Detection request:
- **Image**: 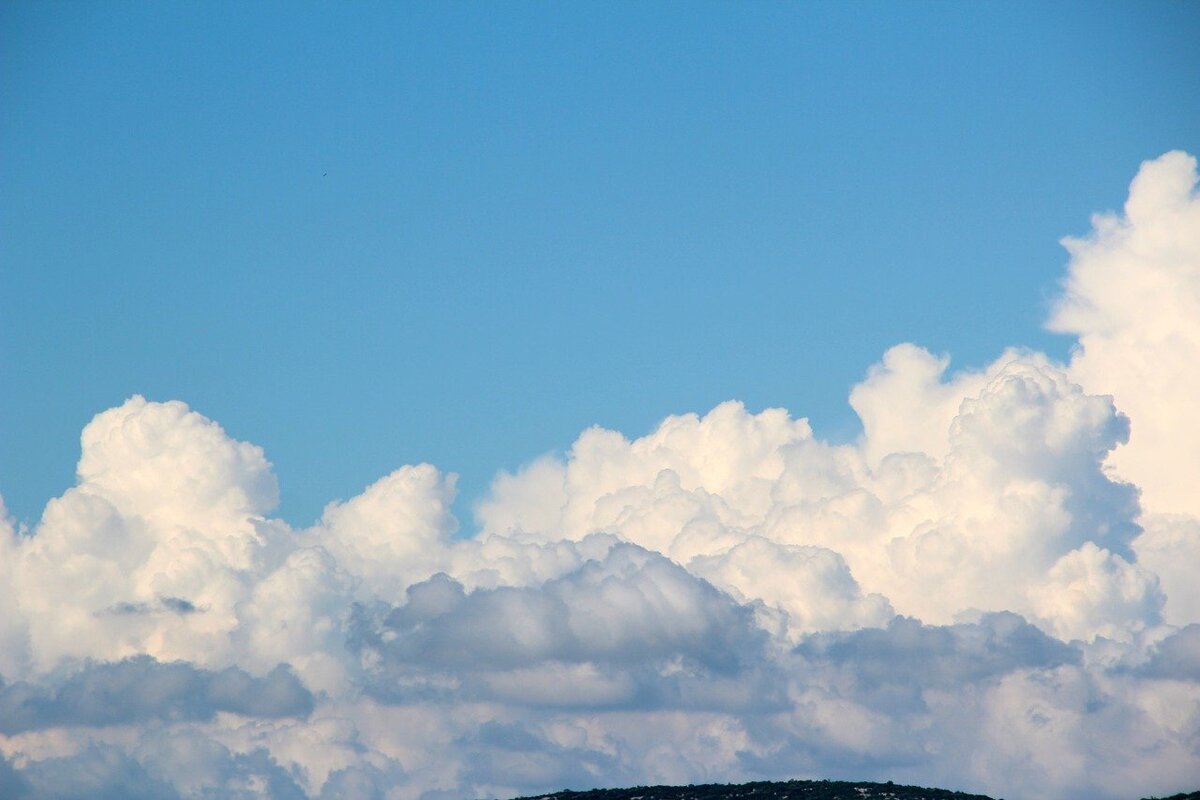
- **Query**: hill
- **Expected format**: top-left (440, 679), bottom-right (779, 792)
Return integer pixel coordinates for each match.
top-left (505, 779), bottom-right (1200, 800)
top-left (506, 778), bottom-right (998, 800)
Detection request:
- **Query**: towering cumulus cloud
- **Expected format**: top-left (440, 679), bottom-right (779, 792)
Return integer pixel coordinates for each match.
top-left (1047, 151), bottom-right (1200, 628)
top-left (2, 152), bottom-right (1199, 799)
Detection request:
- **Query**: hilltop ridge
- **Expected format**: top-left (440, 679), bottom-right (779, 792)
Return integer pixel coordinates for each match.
top-left (505, 778), bottom-right (997, 800)
top-left (503, 778), bottom-right (1200, 800)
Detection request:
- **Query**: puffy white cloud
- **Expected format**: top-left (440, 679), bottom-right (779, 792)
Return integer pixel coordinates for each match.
top-left (1050, 150), bottom-right (1200, 518)
top-left (1133, 514), bottom-right (1200, 626)
top-left (231, 545), bottom-right (358, 693)
top-left (1029, 543), bottom-right (1163, 642)
top-left (315, 465), bottom-right (458, 603)
top-left (477, 355), bottom-right (1151, 640)
top-left (849, 343), bottom-right (988, 466)
top-left (1046, 148), bottom-right (1200, 637)
top-left (476, 401), bottom-right (811, 548)
top-left (76, 397), bottom-right (278, 528)
top-left (1, 152), bottom-right (1199, 799)
top-left (689, 537), bottom-right (893, 641)
top-left (0, 496), bottom-right (31, 678)
top-left (3, 396), bottom-right (303, 673)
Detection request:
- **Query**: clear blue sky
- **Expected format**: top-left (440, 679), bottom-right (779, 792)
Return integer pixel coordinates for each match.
top-left (3, 1), bottom-right (1198, 527)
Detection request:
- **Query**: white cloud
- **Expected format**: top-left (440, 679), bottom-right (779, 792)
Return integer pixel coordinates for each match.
top-left (689, 537), bottom-right (893, 641)
top-left (477, 355), bottom-right (1151, 639)
top-left (1044, 149), bottom-right (1200, 638)
top-left (1050, 150), bottom-right (1200, 518)
top-left (2, 152), bottom-right (1199, 799)
top-left (77, 396), bottom-right (278, 529)
top-left (315, 465), bottom-right (458, 603)
top-left (1133, 515), bottom-right (1200, 626)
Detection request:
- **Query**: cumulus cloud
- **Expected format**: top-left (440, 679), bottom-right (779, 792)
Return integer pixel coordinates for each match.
top-left (1050, 151), bottom-right (1200, 518)
top-left (0, 657), bottom-right (312, 734)
top-left (689, 537), bottom-right (893, 640)
top-left (350, 543), bottom-right (784, 716)
top-left (1047, 150), bottom-right (1200, 629)
top-left (1134, 514), bottom-right (1200, 626)
top-left (13, 745), bottom-right (179, 800)
top-left (16, 740), bottom-right (308, 800)
top-left (478, 356), bottom-right (1152, 641)
top-left (793, 613), bottom-right (1079, 707)
top-left (374, 544), bottom-right (763, 674)
top-left (1, 151), bottom-right (1199, 799)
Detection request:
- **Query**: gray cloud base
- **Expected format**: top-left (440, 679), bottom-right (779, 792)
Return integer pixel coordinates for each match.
top-left (0, 657), bottom-right (313, 735)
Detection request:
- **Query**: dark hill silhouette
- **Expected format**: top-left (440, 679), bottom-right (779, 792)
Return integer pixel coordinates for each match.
top-left (502, 778), bottom-right (1200, 800)
top-left (504, 778), bottom-right (997, 800)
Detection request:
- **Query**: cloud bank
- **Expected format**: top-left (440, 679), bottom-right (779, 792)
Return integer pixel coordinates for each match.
top-left (2, 152), bottom-right (1199, 799)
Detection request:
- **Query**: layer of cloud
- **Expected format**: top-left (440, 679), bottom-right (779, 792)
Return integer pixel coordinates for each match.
top-left (0, 151), bottom-right (1198, 799)
top-left (0, 657), bottom-right (312, 735)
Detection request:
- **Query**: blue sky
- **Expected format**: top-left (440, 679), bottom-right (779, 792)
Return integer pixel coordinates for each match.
top-left (2, 2), bottom-right (1198, 529)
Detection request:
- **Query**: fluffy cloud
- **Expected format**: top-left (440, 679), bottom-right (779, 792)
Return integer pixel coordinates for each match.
top-left (1047, 150), bottom-right (1200, 630)
top-left (1050, 150), bottom-right (1200, 518)
top-left (479, 355), bottom-right (1151, 641)
top-left (372, 544), bottom-right (764, 674)
top-left (0, 657), bottom-right (312, 735)
top-left (1, 151), bottom-right (1199, 799)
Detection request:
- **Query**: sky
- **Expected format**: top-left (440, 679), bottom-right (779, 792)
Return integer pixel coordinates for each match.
top-left (4, 1), bottom-right (1199, 528)
top-left (1, 3), bottom-right (1200, 800)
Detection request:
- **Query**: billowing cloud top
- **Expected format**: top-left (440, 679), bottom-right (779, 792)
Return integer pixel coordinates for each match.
top-left (1, 152), bottom-right (1199, 799)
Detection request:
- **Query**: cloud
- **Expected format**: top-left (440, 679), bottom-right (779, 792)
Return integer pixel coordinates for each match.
top-left (16, 740), bottom-right (308, 800)
top-left (1050, 151), bottom-right (1200, 519)
top-left (477, 355), bottom-right (1153, 641)
top-left (315, 465), bottom-right (459, 603)
top-left (77, 396), bottom-right (279, 526)
top-left (689, 537), bottom-right (893, 640)
top-left (793, 613), bottom-right (1079, 706)
top-left (1045, 150), bottom-right (1200, 629)
top-left (1, 152), bottom-right (1199, 799)
top-left (351, 543), bottom-right (782, 713)
top-left (1135, 624), bottom-right (1200, 682)
top-left (14, 745), bottom-right (178, 800)
top-left (7, 396), bottom-right (299, 673)
top-left (0, 657), bottom-right (312, 734)
top-left (1134, 515), bottom-right (1200, 626)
